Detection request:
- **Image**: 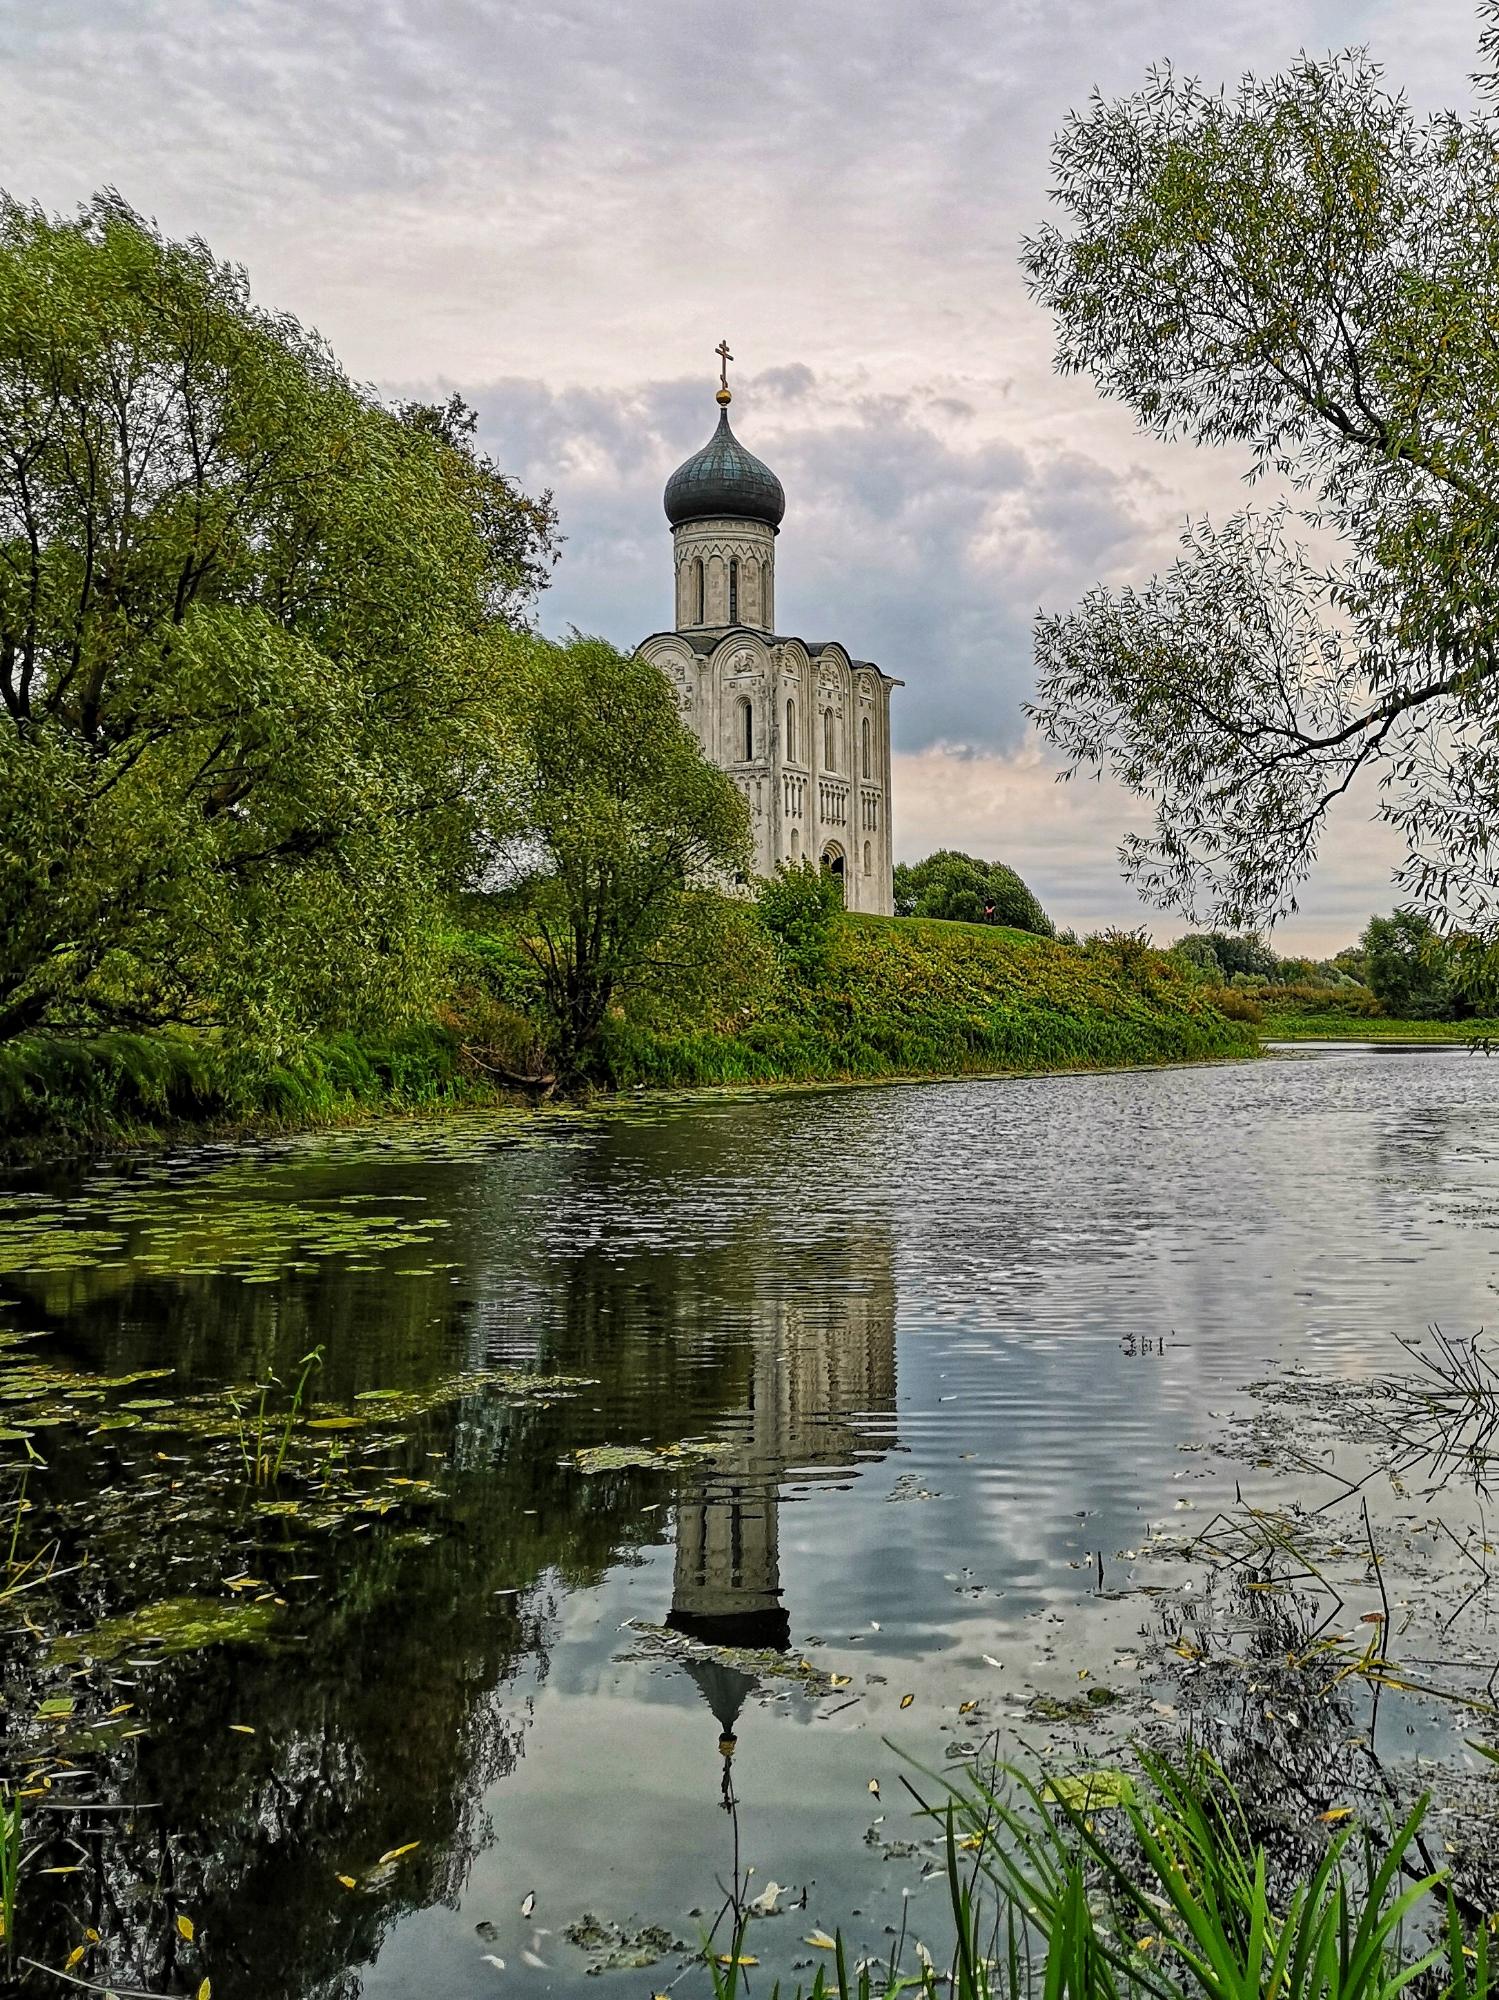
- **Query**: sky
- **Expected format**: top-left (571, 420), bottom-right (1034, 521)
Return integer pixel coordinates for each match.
top-left (1, 0), bottom-right (1486, 950)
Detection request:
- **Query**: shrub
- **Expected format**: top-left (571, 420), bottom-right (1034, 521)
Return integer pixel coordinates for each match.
top-left (757, 863), bottom-right (844, 983)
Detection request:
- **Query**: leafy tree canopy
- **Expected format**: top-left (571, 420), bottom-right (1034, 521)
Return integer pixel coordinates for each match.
top-left (394, 393), bottom-right (560, 624)
top-left (1022, 9), bottom-right (1499, 942)
top-left (893, 850), bottom-right (1054, 936)
top-left (1361, 908), bottom-right (1460, 1019)
top-left (0, 193), bottom-right (556, 1053)
top-left (489, 634), bottom-right (751, 1077)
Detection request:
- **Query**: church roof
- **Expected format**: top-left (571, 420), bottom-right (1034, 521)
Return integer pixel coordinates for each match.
top-left (664, 401), bottom-right (785, 530)
top-left (639, 626), bottom-right (901, 682)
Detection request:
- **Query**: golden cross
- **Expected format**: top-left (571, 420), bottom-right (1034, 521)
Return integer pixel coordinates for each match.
top-left (715, 339), bottom-right (733, 393)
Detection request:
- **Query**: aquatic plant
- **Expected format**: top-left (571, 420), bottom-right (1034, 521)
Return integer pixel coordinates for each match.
top-left (788, 1747), bottom-right (1490, 2000)
top-left (0, 1786), bottom-right (18, 1977)
top-left (228, 1345), bottom-right (324, 1486)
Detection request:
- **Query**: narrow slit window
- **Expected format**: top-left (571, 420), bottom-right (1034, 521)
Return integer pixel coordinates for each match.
top-left (695, 558), bottom-right (705, 624)
top-left (862, 716), bottom-right (872, 779)
top-left (823, 708), bottom-right (835, 770)
top-left (740, 697), bottom-right (754, 762)
top-left (729, 557), bottom-right (739, 624)
top-left (785, 698), bottom-right (797, 763)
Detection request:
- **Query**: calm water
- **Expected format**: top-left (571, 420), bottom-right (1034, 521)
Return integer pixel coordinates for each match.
top-left (5, 1049), bottom-right (1499, 1998)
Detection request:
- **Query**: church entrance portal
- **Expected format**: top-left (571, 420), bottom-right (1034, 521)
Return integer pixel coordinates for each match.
top-left (820, 844), bottom-right (846, 904)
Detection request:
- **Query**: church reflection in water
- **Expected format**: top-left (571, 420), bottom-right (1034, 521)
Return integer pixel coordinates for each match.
top-left (662, 1224), bottom-right (898, 1769)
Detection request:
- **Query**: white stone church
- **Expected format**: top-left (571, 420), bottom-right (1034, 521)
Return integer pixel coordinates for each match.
top-left (638, 361), bottom-right (900, 913)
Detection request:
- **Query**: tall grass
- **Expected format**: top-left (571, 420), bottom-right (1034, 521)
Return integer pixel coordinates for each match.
top-left (0, 1787), bottom-right (20, 1978)
top-left (778, 1747), bottom-right (1489, 2000)
top-left (0, 1023), bottom-right (477, 1158)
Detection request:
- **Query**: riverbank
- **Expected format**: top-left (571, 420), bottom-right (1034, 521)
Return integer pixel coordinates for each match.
top-left (1261, 1011), bottom-right (1499, 1041)
top-left (0, 916), bottom-right (1254, 1163)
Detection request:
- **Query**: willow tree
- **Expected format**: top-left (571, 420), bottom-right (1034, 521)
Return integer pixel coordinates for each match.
top-left (1022, 9), bottom-right (1499, 942)
top-left (490, 635), bottom-right (751, 1078)
top-left (0, 193), bottom-right (556, 1052)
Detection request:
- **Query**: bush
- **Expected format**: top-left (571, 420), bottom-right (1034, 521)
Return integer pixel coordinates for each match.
top-left (1209, 985), bottom-right (1264, 1023)
top-left (757, 863), bottom-right (844, 983)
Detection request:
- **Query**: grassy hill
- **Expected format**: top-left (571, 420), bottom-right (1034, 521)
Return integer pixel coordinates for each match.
top-left (599, 913), bottom-right (1256, 1087)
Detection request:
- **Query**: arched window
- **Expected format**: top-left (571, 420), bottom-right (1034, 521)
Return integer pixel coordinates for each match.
top-left (694, 558), bottom-right (705, 624)
top-left (861, 716), bottom-right (872, 779)
top-left (785, 697), bottom-right (797, 763)
top-left (729, 557), bottom-right (739, 624)
top-left (744, 558), bottom-right (757, 624)
top-left (790, 827), bottom-right (800, 862)
top-left (863, 840), bottom-right (873, 875)
top-left (739, 696), bottom-right (753, 762)
top-left (823, 707), bottom-right (835, 770)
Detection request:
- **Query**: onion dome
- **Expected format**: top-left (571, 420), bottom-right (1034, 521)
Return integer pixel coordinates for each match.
top-left (664, 391), bottom-right (785, 530)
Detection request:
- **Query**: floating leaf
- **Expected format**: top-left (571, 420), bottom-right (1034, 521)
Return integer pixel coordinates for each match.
top-left (336, 1874), bottom-right (357, 1889)
top-left (899, 1693), bottom-right (914, 1709)
top-left (1041, 1770), bottom-right (1136, 1812)
top-left (377, 1841), bottom-right (421, 1866)
top-left (37, 1696), bottom-right (75, 1718)
top-left (177, 1913), bottom-right (196, 1942)
top-left (805, 1933), bottom-right (838, 1951)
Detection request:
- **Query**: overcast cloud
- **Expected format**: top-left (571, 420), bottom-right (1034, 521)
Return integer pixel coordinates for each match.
top-left (1, 0), bottom-right (1480, 947)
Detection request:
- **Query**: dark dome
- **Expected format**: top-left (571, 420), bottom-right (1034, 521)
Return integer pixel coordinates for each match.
top-left (664, 404), bottom-right (785, 529)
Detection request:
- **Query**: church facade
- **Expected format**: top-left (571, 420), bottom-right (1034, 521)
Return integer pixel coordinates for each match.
top-left (637, 363), bottom-right (900, 914)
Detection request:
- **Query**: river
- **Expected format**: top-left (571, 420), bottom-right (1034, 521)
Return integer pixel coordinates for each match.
top-left (3, 1048), bottom-right (1499, 1998)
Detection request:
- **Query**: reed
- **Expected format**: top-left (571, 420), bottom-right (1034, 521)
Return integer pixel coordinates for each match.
top-left (793, 1746), bottom-right (1489, 2000)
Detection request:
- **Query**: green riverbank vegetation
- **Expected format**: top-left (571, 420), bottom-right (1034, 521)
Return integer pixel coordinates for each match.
top-left (1162, 916), bottom-right (1499, 1043)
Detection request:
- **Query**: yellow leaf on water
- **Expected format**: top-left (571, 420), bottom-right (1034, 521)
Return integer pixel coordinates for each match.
top-left (228, 1725), bottom-right (255, 1735)
top-left (1319, 1806), bottom-right (1354, 1824)
top-left (717, 1955), bottom-right (759, 1967)
top-left (336, 1874), bottom-right (357, 1889)
top-left (900, 1693), bottom-right (914, 1709)
top-left (177, 1914), bottom-right (195, 1943)
top-left (829, 1674), bottom-right (852, 1688)
top-left (66, 1947), bottom-right (85, 1969)
top-left (805, 1932), bottom-right (838, 1950)
top-left (958, 1701), bottom-right (978, 1715)
top-left (198, 1980), bottom-right (212, 2000)
top-left (377, 1841), bottom-right (421, 1866)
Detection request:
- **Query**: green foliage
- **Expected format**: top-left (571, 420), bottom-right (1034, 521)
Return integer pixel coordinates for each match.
top-left (1361, 909), bottom-right (1459, 1020)
top-left (894, 851), bottom-right (1054, 936)
top-left (0, 192), bottom-right (552, 1056)
top-left (394, 391), bottom-right (560, 622)
top-left (492, 634), bottom-right (752, 1077)
top-left (903, 1744), bottom-right (1490, 2000)
top-left (758, 862), bottom-right (844, 982)
top-left (595, 911), bottom-right (1253, 1088)
top-left (1022, 22), bottom-right (1499, 937)
top-left (1171, 933), bottom-right (1279, 982)
top-left (0, 1023), bottom-right (478, 1157)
